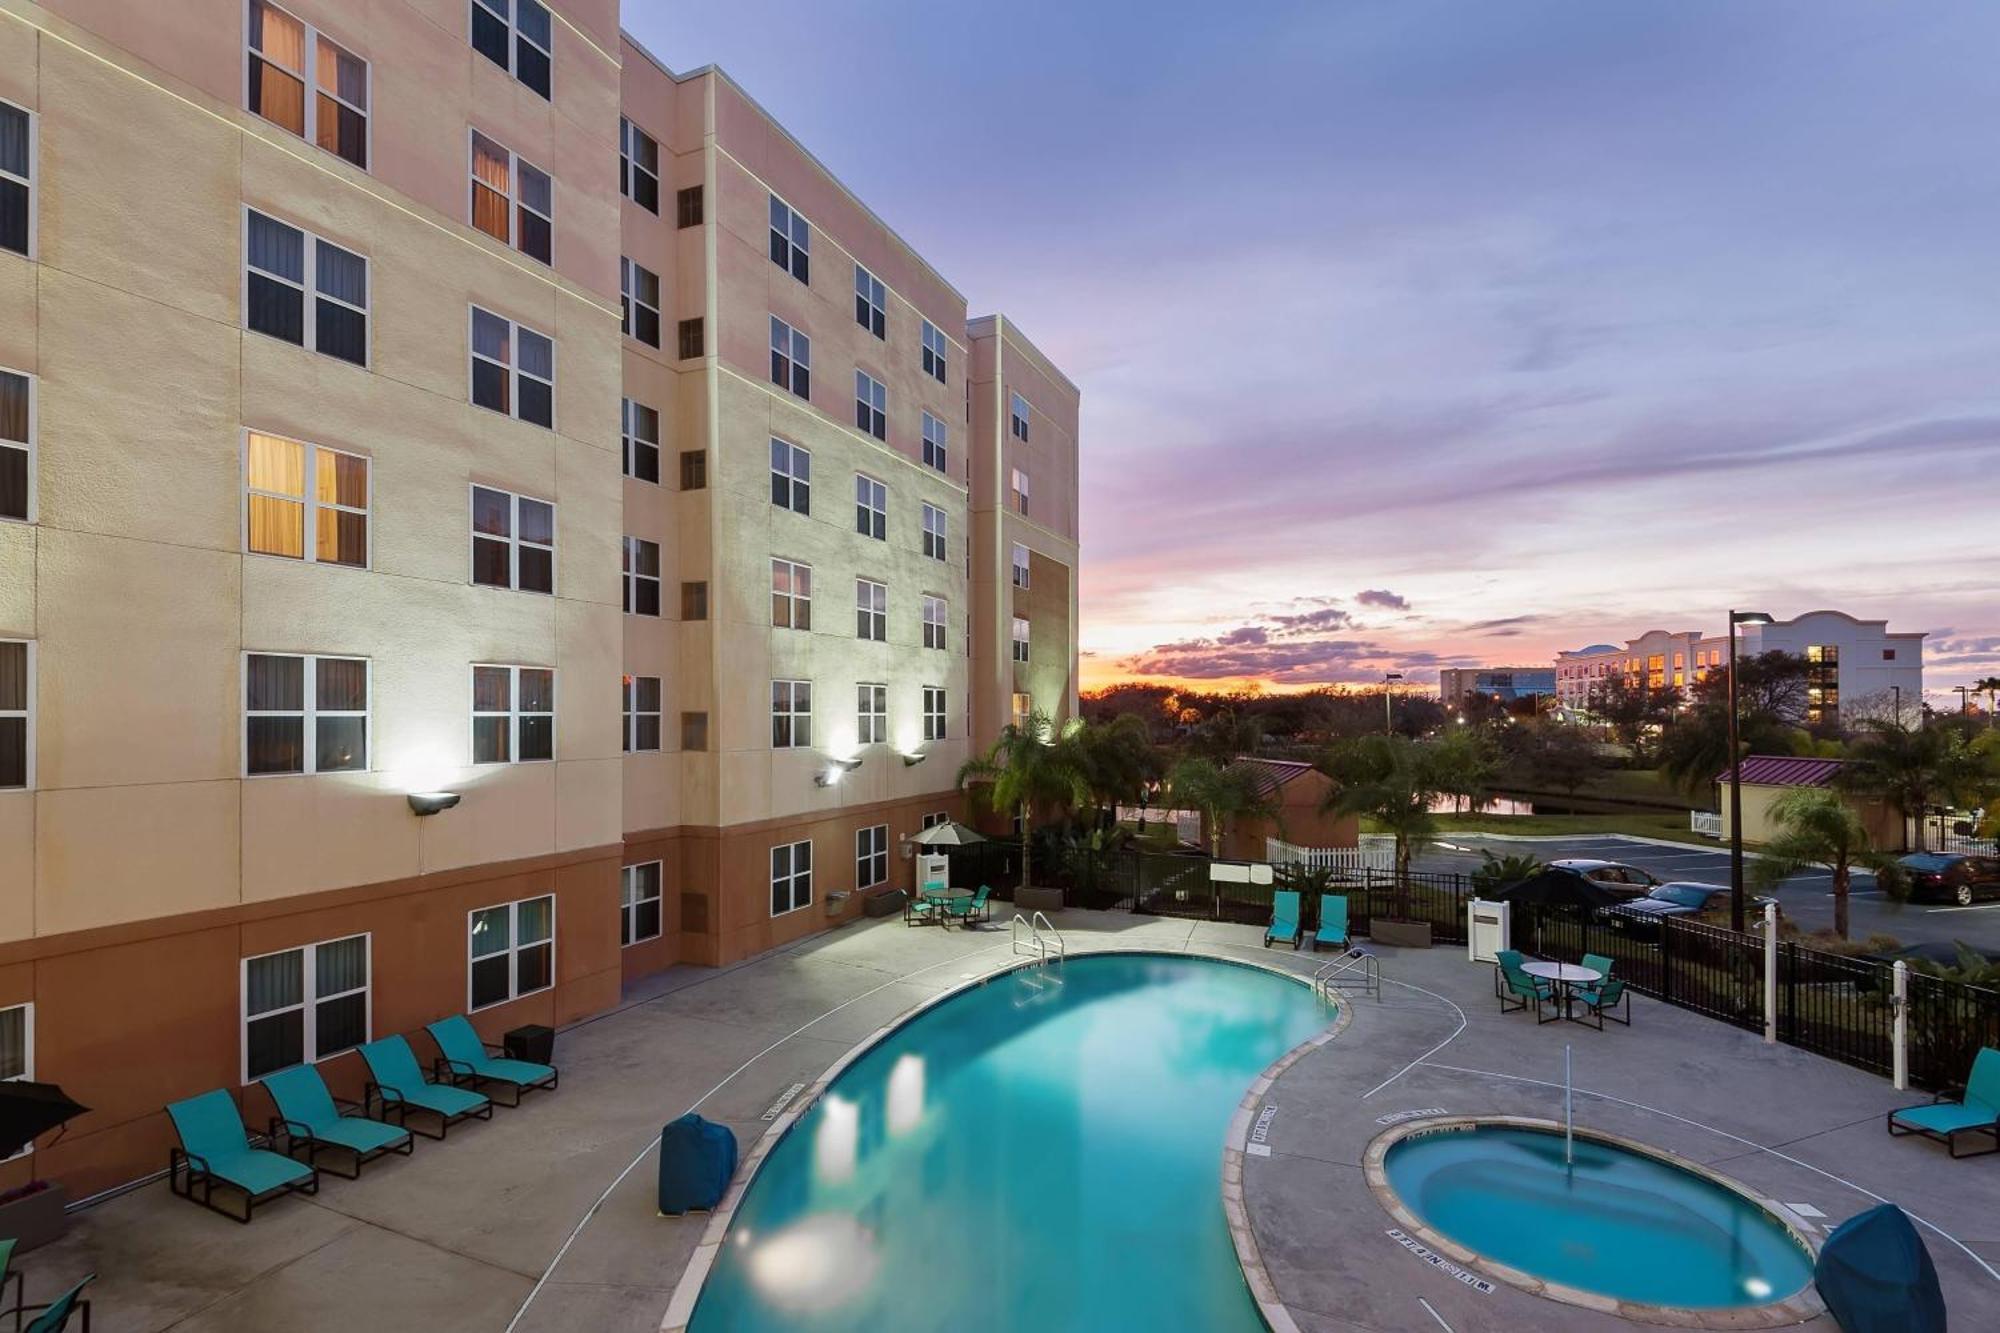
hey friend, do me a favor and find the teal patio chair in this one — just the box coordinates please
[1888,1047,1999,1158]
[942,885,993,928]
[1582,952,1616,981]
[260,1064,414,1178]
[0,1237,19,1321]
[426,1016,558,1107]
[166,1089,317,1223]
[358,1035,493,1139]
[14,1272,92,1333]
[1575,976,1630,1029]
[903,891,939,927]
[1264,891,1302,949]
[1311,895,1350,952]
[1493,950,1556,1023]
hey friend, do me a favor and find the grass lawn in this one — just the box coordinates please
[1368,811,1719,845]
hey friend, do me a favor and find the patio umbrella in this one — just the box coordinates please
[906,821,987,848]
[0,1081,89,1159]
[1485,867,1621,910]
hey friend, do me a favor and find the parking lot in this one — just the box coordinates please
[1414,834,2000,955]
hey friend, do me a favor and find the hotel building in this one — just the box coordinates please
[1436,666,1557,705]
[0,1,1078,1195]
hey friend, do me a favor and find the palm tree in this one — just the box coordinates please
[1978,676,2000,725]
[1162,755,1278,858]
[1837,723,1991,851]
[1749,788,1903,940]
[1063,713,1162,823]
[957,710,1090,893]
[1317,735,1446,920]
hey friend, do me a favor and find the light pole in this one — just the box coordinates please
[1954,685,1974,716]
[1892,684,1902,728]
[1383,671,1403,735]
[1728,610,1774,933]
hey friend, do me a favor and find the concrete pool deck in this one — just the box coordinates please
[10,910,1996,1331]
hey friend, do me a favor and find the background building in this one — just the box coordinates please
[0,1,1078,1195]
[1437,666,1556,704]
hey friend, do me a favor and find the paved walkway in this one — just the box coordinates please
[12,911,1996,1331]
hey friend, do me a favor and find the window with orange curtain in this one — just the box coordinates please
[246,430,368,566]
[248,1,306,136]
[248,2,367,168]
[471,131,511,244]
[470,132,552,264]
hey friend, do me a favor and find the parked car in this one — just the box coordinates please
[1602,882,1775,935]
[1896,852,2000,907]
[1548,859,1671,900]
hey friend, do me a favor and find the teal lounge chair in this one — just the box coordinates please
[1494,950,1556,1023]
[358,1035,493,1138]
[261,1064,414,1178]
[1264,891,1302,949]
[1888,1047,1999,1158]
[1311,895,1350,952]
[942,885,993,928]
[14,1273,92,1333]
[166,1089,318,1223]
[426,1016,558,1107]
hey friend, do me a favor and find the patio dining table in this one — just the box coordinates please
[922,885,973,926]
[1520,959,1603,1023]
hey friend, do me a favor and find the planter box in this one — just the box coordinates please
[1015,886,1064,915]
[0,1182,69,1253]
[862,889,908,919]
[1369,918,1434,949]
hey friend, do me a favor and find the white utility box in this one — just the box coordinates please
[1467,898,1511,962]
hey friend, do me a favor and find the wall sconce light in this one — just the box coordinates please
[902,750,928,767]
[816,756,863,787]
[407,791,462,817]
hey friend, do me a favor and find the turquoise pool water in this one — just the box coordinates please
[687,953,1330,1332]
[1384,1125,1814,1308]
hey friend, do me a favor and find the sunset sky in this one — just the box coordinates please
[630,1,2000,703]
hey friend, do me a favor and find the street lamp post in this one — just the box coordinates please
[1892,684,1902,728]
[1383,672,1404,735]
[1728,610,1775,933]
[1954,685,1974,715]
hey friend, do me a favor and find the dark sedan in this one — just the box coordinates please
[1898,853,2000,907]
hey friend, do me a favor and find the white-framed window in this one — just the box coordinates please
[468,894,554,1011]
[1011,467,1030,516]
[1,366,34,524]
[856,579,887,642]
[623,674,661,752]
[921,410,947,474]
[923,686,947,742]
[856,824,889,889]
[855,474,886,539]
[244,430,368,567]
[245,652,368,776]
[470,0,550,99]
[471,485,555,593]
[921,503,948,561]
[470,129,551,265]
[622,257,661,347]
[1011,542,1030,590]
[770,840,812,917]
[472,664,555,764]
[620,117,659,213]
[921,319,947,383]
[771,679,812,748]
[0,640,32,791]
[770,438,810,514]
[855,370,887,441]
[622,397,660,483]
[854,263,886,337]
[922,595,947,651]
[921,811,949,830]
[0,98,33,259]
[246,1,369,170]
[857,682,887,744]
[1012,616,1031,664]
[470,306,554,427]
[772,558,812,630]
[1010,391,1030,442]
[623,536,661,616]
[0,1003,30,1093]
[770,316,811,399]
[245,208,368,367]
[242,934,370,1082]
[621,862,663,944]
[1012,691,1033,726]
[768,194,809,283]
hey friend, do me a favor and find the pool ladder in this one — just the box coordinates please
[1011,911,1066,966]
[1312,948,1379,1001]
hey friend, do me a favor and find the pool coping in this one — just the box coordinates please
[655,940,1341,1333]
[1357,1115,1829,1329]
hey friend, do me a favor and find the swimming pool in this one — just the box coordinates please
[685,952,1332,1332]
[1376,1121,1816,1314]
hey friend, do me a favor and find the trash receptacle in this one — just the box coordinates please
[658,1114,738,1215]
[503,1024,555,1066]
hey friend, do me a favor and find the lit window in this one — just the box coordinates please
[1012,616,1030,664]
[1011,542,1030,590]
[621,862,663,944]
[770,841,812,916]
[857,683,887,744]
[1010,392,1030,442]
[471,485,555,593]
[622,257,661,347]
[921,320,947,383]
[470,306,554,427]
[768,195,810,283]
[921,503,947,561]
[769,316,810,399]
[1012,691,1033,726]
[771,680,812,749]
[0,99,32,257]
[245,653,368,775]
[922,686,947,741]
[921,411,947,473]
[1,367,34,523]
[855,264,886,338]
[855,370,887,441]
[0,640,33,790]
[242,935,369,1081]
[772,558,811,630]
[245,431,368,566]
[468,895,554,1011]
[470,0,550,100]
[619,117,659,213]
[247,2,368,169]
[855,474,886,540]
[472,664,555,764]
[246,209,368,366]
[623,536,660,616]
[770,439,810,514]
[470,131,551,264]
[621,398,660,483]
[922,596,947,651]
[622,675,661,752]
[856,824,888,889]
[1011,467,1030,516]
[856,579,886,642]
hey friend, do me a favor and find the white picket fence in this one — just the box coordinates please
[1689,811,1722,838]
[1266,837,1395,875]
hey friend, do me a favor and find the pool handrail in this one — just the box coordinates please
[1312,947,1377,1000]
[1010,911,1065,966]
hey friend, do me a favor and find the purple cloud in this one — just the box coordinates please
[1356,589,1410,611]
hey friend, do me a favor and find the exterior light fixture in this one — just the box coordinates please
[407,791,462,816]
[816,756,863,787]
[902,750,928,767]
